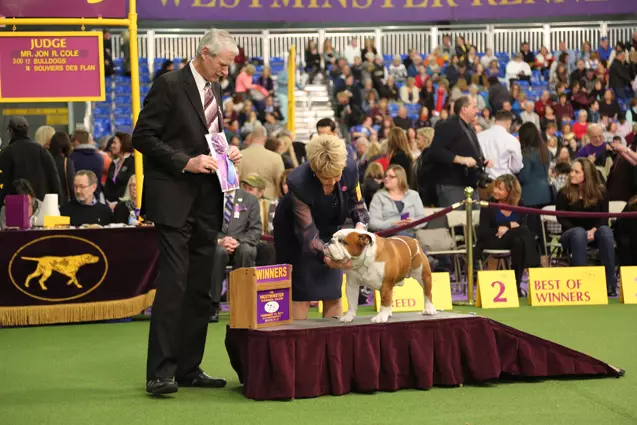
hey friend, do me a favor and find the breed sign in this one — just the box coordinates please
[528,266,608,306]
[0,32,105,103]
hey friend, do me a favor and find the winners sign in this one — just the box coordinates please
[528,266,608,307]
[0,32,105,103]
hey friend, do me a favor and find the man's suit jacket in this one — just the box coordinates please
[236,144,284,200]
[132,65,224,228]
[221,189,262,248]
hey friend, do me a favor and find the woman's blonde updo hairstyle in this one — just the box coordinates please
[306,134,347,177]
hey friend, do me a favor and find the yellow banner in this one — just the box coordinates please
[528,266,608,307]
[619,266,637,304]
[45,114,68,125]
[373,273,453,312]
[4,108,68,115]
[476,270,519,309]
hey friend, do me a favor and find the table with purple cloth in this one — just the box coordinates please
[0,227,159,327]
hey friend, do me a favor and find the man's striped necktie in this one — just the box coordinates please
[222,193,234,232]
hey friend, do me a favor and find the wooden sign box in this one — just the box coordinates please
[229,264,293,329]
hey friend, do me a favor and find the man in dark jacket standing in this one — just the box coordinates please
[0,116,61,208]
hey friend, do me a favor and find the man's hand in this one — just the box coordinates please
[454,156,477,168]
[509,221,520,229]
[184,154,218,174]
[587,228,596,241]
[219,236,239,254]
[484,159,493,169]
[496,226,509,238]
[587,153,596,163]
[395,218,413,227]
[324,257,353,270]
[228,145,242,164]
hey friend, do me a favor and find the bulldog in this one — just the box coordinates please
[324,229,436,323]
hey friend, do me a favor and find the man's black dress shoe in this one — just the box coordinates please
[146,378,178,395]
[177,371,226,388]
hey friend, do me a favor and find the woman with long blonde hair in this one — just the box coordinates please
[556,158,617,296]
[475,174,539,297]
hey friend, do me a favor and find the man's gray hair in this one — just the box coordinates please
[197,29,239,57]
[251,125,267,141]
[76,170,98,187]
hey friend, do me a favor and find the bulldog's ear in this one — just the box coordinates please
[357,233,373,246]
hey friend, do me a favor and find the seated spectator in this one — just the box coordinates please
[235,64,268,102]
[557,158,617,296]
[238,126,285,199]
[0,179,42,230]
[113,175,141,225]
[61,170,113,227]
[400,77,420,104]
[388,55,408,83]
[506,53,532,87]
[104,132,135,204]
[577,124,611,167]
[520,100,541,130]
[573,110,589,140]
[549,146,572,192]
[476,174,539,296]
[599,89,621,119]
[393,106,413,130]
[210,182,262,320]
[240,174,278,267]
[553,93,574,121]
[369,164,425,238]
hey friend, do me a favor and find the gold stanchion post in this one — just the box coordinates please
[454,187,476,306]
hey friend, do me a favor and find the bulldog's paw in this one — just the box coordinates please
[371,309,391,323]
[339,312,356,323]
[423,302,437,316]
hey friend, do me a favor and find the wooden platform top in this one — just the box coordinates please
[251,311,477,332]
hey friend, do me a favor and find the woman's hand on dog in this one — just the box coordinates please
[324,257,353,270]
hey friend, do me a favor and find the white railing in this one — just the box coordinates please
[109,20,637,71]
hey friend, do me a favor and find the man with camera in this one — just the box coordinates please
[429,96,492,210]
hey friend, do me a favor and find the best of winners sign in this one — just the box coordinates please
[229,264,292,329]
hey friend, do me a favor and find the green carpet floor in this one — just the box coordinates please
[1,301,636,425]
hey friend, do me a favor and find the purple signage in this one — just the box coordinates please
[256,288,291,325]
[0,0,127,19]
[0,32,105,103]
[138,0,634,22]
[255,264,291,284]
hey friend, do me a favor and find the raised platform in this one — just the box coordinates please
[224,312,623,400]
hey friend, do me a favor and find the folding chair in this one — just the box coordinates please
[540,205,566,266]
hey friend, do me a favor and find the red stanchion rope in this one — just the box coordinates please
[260,204,458,242]
[484,202,637,219]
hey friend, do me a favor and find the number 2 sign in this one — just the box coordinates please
[476,270,520,309]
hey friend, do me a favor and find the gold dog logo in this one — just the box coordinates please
[22,254,100,291]
[9,235,108,302]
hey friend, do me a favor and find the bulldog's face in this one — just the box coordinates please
[324,229,374,262]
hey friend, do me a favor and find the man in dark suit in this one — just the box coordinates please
[210,183,262,322]
[132,29,242,396]
[0,116,61,208]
